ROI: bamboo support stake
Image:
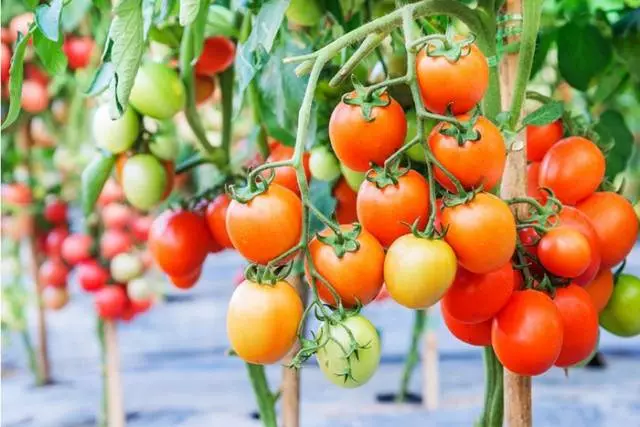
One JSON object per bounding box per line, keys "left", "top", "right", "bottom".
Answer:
{"left": 104, "top": 321, "right": 125, "bottom": 427}
{"left": 422, "top": 311, "right": 439, "bottom": 411}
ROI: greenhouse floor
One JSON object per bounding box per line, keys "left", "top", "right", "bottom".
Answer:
{"left": 3, "top": 249, "right": 640, "bottom": 427}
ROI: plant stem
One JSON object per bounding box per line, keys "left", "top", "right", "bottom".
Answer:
{"left": 97, "top": 318, "right": 108, "bottom": 427}
{"left": 246, "top": 363, "right": 277, "bottom": 427}
{"left": 396, "top": 310, "right": 427, "bottom": 402}
{"left": 219, "top": 65, "right": 235, "bottom": 163}
{"left": 20, "top": 329, "right": 39, "bottom": 383}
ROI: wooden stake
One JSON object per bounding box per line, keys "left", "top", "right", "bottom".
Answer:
{"left": 422, "top": 315, "right": 439, "bottom": 411}
{"left": 104, "top": 321, "right": 125, "bottom": 427}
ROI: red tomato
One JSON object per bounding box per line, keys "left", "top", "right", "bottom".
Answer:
{"left": 97, "top": 179, "right": 125, "bottom": 207}
{"left": 442, "top": 303, "right": 492, "bottom": 346}
{"left": 100, "top": 229, "right": 133, "bottom": 260}
{"left": 329, "top": 91, "right": 407, "bottom": 172}
{"left": 526, "top": 120, "right": 563, "bottom": 162}
{"left": 261, "top": 143, "right": 311, "bottom": 195}
{"left": 131, "top": 215, "right": 154, "bottom": 242}
{"left": 1, "top": 43, "right": 10, "bottom": 84}
{"left": 356, "top": 170, "right": 430, "bottom": 247}
{"left": 428, "top": 116, "right": 505, "bottom": 192}
{"left": 76, "top": 260, "right": 109, "bottom": 292}
{"left": 61, "top": 233, "right": 93, "bottom": 265}
{"left": 539, "top": 137, "right": 605, "bottom": 205}
{"left": 538, "top": 227, "right": 591, "bottom": 278}
{"left": 38, "top": 259, "right": 69, "bottom": 288}
{"left": 63, "top": 36, "right": 94, "bottom": 70}
{"left": 24, "top": 64, "right": 49, "bottom": 87}
{"left": 195, "top": 37, "right": 236, "bottom": 76}
{"left": 95, "top": 286, "right": 128, "bottom": 320}
{"left": 1, "top": 182, "right": 32, "bottom": 205}
{"left": 492, "top": 290, "right": 563, "bottom": 376}
{"left": 43, "top": 198, "right": 68, "bottom": 225}
{"left": 45, "top": 227, "right": 69, "bottom": 259}
{"left": 195, "top": 75, "right": 215, "bottom": 104}
{"left": 21, "top": 80, "right": 49, "bottom": 114}
{"left": 205, "top": 194, "right": 234, "bottom": 249}
{"left": 333, "top": 178, "right": 358, "bottom": 224}
{"left": 170, "top": 266, "right": 203, "bottom": 290}
{"left": 577, "top": 192, "right": 638, "bottom": 268}
{"left": 526, "top": 162, "right": 547, "bottom": 204}
{"left": 101, "top": 203, "right": 133, "bottom": 230}
{"left": 42, "top": 287, "right": 69, "bottom": 311}
{"left": 583, "top": 269, "right": 614, "bottom": 313}
{"left": 149, "top": 210, "right": 212, "bottom": 276}
{"left": 442, "top": 263, "right": 514, "bottom": 324}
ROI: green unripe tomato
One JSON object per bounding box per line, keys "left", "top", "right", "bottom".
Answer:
{"left": 599, "top": 274, "right": 640, "bottom": 337}
{"left": 127, "top": 277, "right": 152, "bottom": 302}
{"left": 149, "top": 135, "right": 179, "bottom": 161}
{"left": 340, "top": 163, "right": 366, "bottom": 192}
{"left": 286, "top": 0, "right": 324, "bottom": 26}
{"left": 371, "top": 0, "right": 395, "bottom": 18}
{"left": 309, "top": 146, "right": 341, "bottom": 181}
{"left": 403, "top": 111, "right": 437, "bottom": 163}
{"left": 92, "top": 103, "right": 140, "bottom": 154}
{"left": 122, "top": 154, "right": 167, "bottom": 211}
{"left": 129, "top": 63, "right": 185, "bottom": 120}
{"left": 110, "top": 253, "right": 143, "bottom": 283}
{"left": 316, "top": 314, "right": 381, "bottom": 388}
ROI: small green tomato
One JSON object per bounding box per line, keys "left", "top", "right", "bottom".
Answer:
{"left": 309, "top": 146, "right": 341, "bottom": 181}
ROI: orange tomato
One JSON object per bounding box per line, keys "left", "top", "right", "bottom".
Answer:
{"left": 583, "top": 269, "right": 614, "bottom": 313}
{"left": 441, "top": 303, "right": 492, "bottom": 346}
{"left": 526, "top": 120, "right": 563, "bottom": 162}
{"left": 538, "top": 227, "right": 591, "bottom": 278}
{"left": 261, "top": 143, "right": 310, "bottom": 195}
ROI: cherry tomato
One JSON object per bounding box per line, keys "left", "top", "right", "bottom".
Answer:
{"left": 441, "top": 304, "right": 492, "bottom": 346}
{"left": 195, "top": 75, "right": 215, "bottom": 104}
{"left": 442, "top": 263, "right": 514, "bottom": 324}
{"left": 539, "top": 137, "right": 605, "bottom": 205}
{"left": 110, "top": 253, "right": 143, "bottom": 283}
{"left": 100, "top": 229, "right": 133, "bottom": 260}
{"left": 309, "top": 146, "right": 341, "bottom": 181}
{"left": 76, "top": 260, "right": 109, "bottom": 292}
{"left": 149, "top": 209, "right": 212, "bottom": 276}
{"left": 1, "top": 43, "right": 10, "bottom": 84}
{"left": 131, "top": 215, "right": 154, "bottom": 242}
{"left": 127, "top": 277, "right": 153, "bottom": 302}
{"left": 428, "top": 115, "right": 505, "bottom": 192}
{"left": 24, "top": 64, "right": 49, "bottom": 87}
{"left": 63, "top": 36, "right": 94, "bottom": 70}
{"left": 526, "top": 120, "right": 563, "bottom": 162}
{"left": 492, "top": 290, "right": 563, "bottom": 376}
{"left": 577, "top": 192, "right": 638, "bottom": 268}
{"left": 583, "top": 269, "right": 613, "bottom": 313}
{"left": 261, "top": 143, "right": 311, "bottom": 195}
{"left": 340, "top": 163, "right": 366, "bottom": 191}
{"left": 45, "top": 227, "right": 69, "bottom": 259}
{"left": 538, "top": 227, "right": 591, "bottom": 278}
{"left": 526, "top": 162, "right": 547, "bottom": 204}
{"left": 94, "top": 286, "right": 128, "bottom": 320}
{"left": 101, "top": 203, "right": 133, "bottom": 230}
{"left": 38, "top": 259, "right": 69, "bottom": 288}
{"left": 194, "top": 37, "right": 235, "bottom": 76}
{"left": 442, "top": 192, "right": 516, "bottom": 274}
{"left": 286, "top": 0, "right": 324, "bottom": 26}
{"left": 21, "top": 80, "right": 49, "bottom": 114}
{"left": 2, "top": 182, "right": 32, "bottom": 205}
{"left": 329, "top": 91, "right": 406, "bottom": 172}
{"left": 552, "top": 284, "right": 599, "bottom": 367}
{"left": 92, "top": 103, "right": 140, "bottom": 154}
{"left": 316, "top": 314, "right": 381, "bottom": 388}
{"left": 61, "top": 233, "right": 93, "bottom": 265}
{"left": 97, "top": 179, "right": 125, "bottom": 207}
{"left": 129, "top": 62, "right": 185, "bottom": 120}
{"left": 227, "top": 279, "right": 303, "bottom": 364}
{"left": 226, "top": 184, "right": 302, "bottom": 264}
{"left": 41, "top": 198, "right": 66, "bottom": 225}
{"left": 307, "top": 225, "right": 384, "bottom": 307}
{"left": 599, "top": 274, "right": 640, "bottom": 337}
{"left": 357, "top": 170, "right": 430, "bottom": 247}
{"left": 384, "top": 234, "right": 457, "bottom": 309}
{"left": 122, "top": 154, "right": 168, "bottom": 211}
{"left": 42, "top": 287, "right": 69, "bottom": 311}
{"left": 333, "top": 177, "right": 358, "bottom": 224}
{"left": 170, "top": 266, "right": 203, "bottom": 290}
{"left": 205, "top": 194, "right": 234, "bottom": 249}
{"left": 416, "top": 42, "right": 488, "bottom": 115}
{"left": 8, "top": 13, "right": 33, "bottom": 43}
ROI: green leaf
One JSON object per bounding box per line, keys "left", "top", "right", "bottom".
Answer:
{"left": 613, "top": 9, "right": 640, "bottom": 85}
{"left": 522, "top": 101, "right": 564, "bottom": 126}
{"left": 557, "top": 21, "right": 612, "bottom": 91}
{"left": 594, "top": 110, "right": 634, "bottom": 179}
{"left": 190, "top": 0, "right": 209, "bottom": 62}
{"left": 592, "top": 61, "right": 629, "bottom": 105}
{"left": 61, "top": 0, "right": 92, "bottom": 32}
{"left": 35, "top": 0, "right": 64, "bottom": 42}
{"left": 530, "top": 29, "right": 555, "bottom": 78}
{"left": 1, "top": 29, "right": 33, "bottom": 131}
{"left": 205, "top": 4, "right": 238, "bottom": 38}
{"left": 33, "top": 31, "right": 68, "bottom": 74}
{"left": 142, "top": 0, "right": 158, "bottom": 39}
{"left": 81, "top": 152, "right": 116, "bottom": 217}
{"left": 179, "top": 0, "right": 200, "bottom": 26}
{"left": 309, "top": 179, "right": 337, "bottom": 235}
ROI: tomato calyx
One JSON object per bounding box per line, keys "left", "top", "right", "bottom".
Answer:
{"left": 342, "top": 79, "right": 390, "bottom": 122}
{"left": 423, "top": 29, "right": 476, "bottom": 63}
{"left": 365, "top": 163, "right": 409, "bottom": 188}
{"left": 437, "top": 108, "right": 482, "bottom": 146}
{"left": 227, "top": 172, "right": 272, "bottom": 204}
{"left": 317, "top": 223, "right": 362, "bottom": 258}
{"left": 243, "top": 263, "right": 293, "bottom": 286}
{"left": 441, "top": 186, "right": 482, "bottom": 208}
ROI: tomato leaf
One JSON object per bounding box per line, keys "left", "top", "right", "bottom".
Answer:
{"left": 81, "top": 152, "right": 116, "bottom": 217}
{"left": 33, "top": 31, "right": 68, "bottom": 75}
{"left": 179, "top": 0, "right": 200, "bottom": 26}
{"left": 189, "top": 0, "right": 209, "bottom": 62}
{"left": 592, "top": 61, "right": 629, "bottom": 105}
{"left": 206, "top": 4, "right": 238, "bottom": 38}
{"left": 35, "top": 0, "right": 64, "bottom": 42}
{"left": 142, "top": 0, "right": 157, "bottom": 40}
{"left": 1, "top": 29, "right": 34, "bottom": 131}
{"left": 530, "top": 29, "right": 556, "bottom": 78}
{"left": 61, "top": 0, "right": 92, "bottom": 32}
{"left": 522, "top": 101, "right": 564, "bottom": 127}
{"left": 309, "top": 179, "right": 337, "bottom": 235}
{"left": 594, "top": 110, "right": 634, "bottom": 179}
{"left": 557, "top": 21, "right": 612, "bottom": 91}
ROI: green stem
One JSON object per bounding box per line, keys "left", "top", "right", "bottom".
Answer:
{"left": 97, "top": 318, "right": 108, "bottom": 427}
{"left": 480, "top": 346, "right": 496, "bottom": 426}
{"left": 175, "top": 154, "right": 210, "bottom": 174}
{"left": 396, "top": 310, "right": 427, "bottom": 402}
{"left": 20, "top": 329, "right": 40, "bottom": 384}
{"left": 246, "top": 363, "right": 277, "bottom": 427}
{"left": 487, "top": 349, "right": 504, "bottom": 427}
{"left": 219, "top": 65, "right": 235, "bottom": 163}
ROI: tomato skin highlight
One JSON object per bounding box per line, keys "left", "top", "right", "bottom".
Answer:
{"left": 442, "top": 193, "right": 516, "bottom": 274}
{"left": 552, "top": 284, "right": 599, "bottom": 367}
{"left": 428, "top": 116, "right": 505, "bottom": 192}
{"left": 205, "top": 194, "right": 234, "bottom": 249}
{"left": 539, "top": 137, "right": 605, "bottom": 205}
{"left": 538, "top": 227, "right": 591, "bottom": 278}
{"left": 329, "top": 92, "right": 407, "bottom": 172}
{"left": 384, "top": 235, "right": 457, "bottom": 309}
{"left": 307, "top": 225, "right": 384, "bottom": 308}
{"left": 583, "top": 269, "right": 614, "bottom": 313}
{"left": 442, "top": 263, "right": 514, "bottom": 324}
{"left": 416, "top": 43, "right": 488, "bottom": 115}
{"left": 226, "top": 184, "right": 303, "bottom": 264}
{"left": 357, "top": 170, "right": 430, "bottom": 248}
{"left": 492, "top": 290, "right": 563, "bottom": 376}
{"left": 333, "top": 178, "right": 358, "bottom": 224}
{"left": 227, "top": 279, "right": 303, "bottom": 364}
{"left": 195, "top": 37, "right": 236, "bottom": 76}
{"left": 441, "top": 304, "right": 492, "bottom": 346}
{"left": 526, "top": 120, "right": 563, "bottom": 162}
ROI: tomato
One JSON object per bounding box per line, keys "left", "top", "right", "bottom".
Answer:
{"left": 416, "top": 42, "right": 488, "bottom": 115}
{"left": 63, "top": 36, "right": 94, "bottom": 70}
{"left": 76, "top": 260, "right": 109, "bottom": 292}
{"left": 101, "top": 203, "right": 133, "bottom": 230}
{"left": 333, "top": 178, "right": 358, "bottom": 224}
{"left": 24, "top": 64, "right": 49, "bottom": 87}
{"left": 286, "top": 0, "right": 324, "bottom": 26}
{"left": 441, "top": 304, "right": 492, "bottom": 346}
{"left": 94, "top": 286, "right": 128, "bottom": 320}
{"left": 539, "top": 137, "right": 605, "bottom": 205}
{"left": 307, "top": 225, "right": 384, "bottom": 307}
{"left": 384, "top": 235, "right": 457, "bottom": 309}
{"left": 526, "top": 120, "right": 563, "bottom": 162}
{"left": 538, "top": 227, "right": 591, "bottom": 278}
{"left": 226, "top": 184, "right": 302, "bottom": 264}
{"left": 2, "top": 182, "right": 32, "bottom": 205}
{"left": 329, "top": 92, "right": 407, "bottom": 172}
{"left": 8, "top": 13, "right": 33, "bottom": 43}
{"left": 38, "top": 259, "right": 69, "bottom": 288}
{"left": 127, "top": 277, "right": 152, "bottom": 302}
{"left": 442, "top": 263, "right": 514, "bottom": 324}
{"left": 195, "top": 37, "right": 235, "bottom": 76}
{"left": 1, "top": 43, "right": 10, "bottom": 84}
{"left": 149, "top": 209, "right": 212, "bottom": 276}
{"left": 42, "top": 198, "right": 67, "bottom": 225}
{"left": 100, "top": 229, "right": 133, "bottom": 260}
{"left": 97, "top": 179, "right": 125, "bottom": 207}
{"left": 122, "top": 154, "right": 168, "bottom": 210}
{"left": 316, "top": 314, "right": 381, "bottom": 388}
{"left": 149, "top": 135, "right": 179, "bottom": 161}
{"left": 552, "top": 284, "right": 599, "bottom": 367}
{"left": 309, "top": 146, "right": 341, "bottom": 181}
{"left": 340, "top": 163, "right": 365, "bottom": 191}
{"left": 260, "top": 143, "right": 310, "bottom": 195}
{"left": 194, "top": 75, "right": 215, "bottom": 104}
{"left": 61, "top": 233, "right": 93, "bottom": 265}
{"left": 526, "top": 162, "right": 547, "bottom": 204}
{"left": 492, "top": 290, "right": 563, "bottom": 376}
{"left": 110, "top": 253, "right": 143, "bottom": 283}
{"left": 227, "top": 279, "right": 303, "bottom": 364}
{"left": 45, "top": 227, "right": 69, "bottom": 258}
{"left": 170, "top": 266, "right": 203, "bottom": 290}
{"left": 428, "top": 116, "right": 505, "bottom": 192}
{"left": 21, "top": 80, "right": 49, "bottom": 114}
{"left": 357, "top": 170, "right": 430, "bottom": 247}
{"left": 205, "top": 194, "right": 233, "bottom": 249}
{"left": 42, "top": 286, "right": 69, "bottom": 311}
{"left": 92, "top": 103, "right": 140, "bottom": 154}
{"left": 403, "top": 110, "right": 434, "bottom": 163}
{"left": 131, "top": 215, "right": 153, "bottom": 242}
{"left": 442, "top": 193, "right": 516, "bottom": 274}
{"left": 577, "top": 192, "right": 638, "bottom": 268}
{"left": 583, "top": 269, "right": 613, "bottom": 313}
{"left": 599, "top": 274, "right": 640, "bottom": 337}
{"left": 129, "top": 62, "right": 185, "bottom": 119}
